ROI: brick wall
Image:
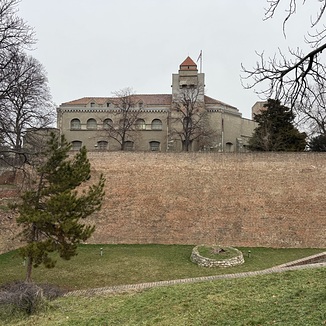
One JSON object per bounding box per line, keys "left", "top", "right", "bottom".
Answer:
{"left": 1, "top": 152, "right": 325, "bottom": 253}
{"left": 85, "top": 152, "right": 326, "bottom": 248}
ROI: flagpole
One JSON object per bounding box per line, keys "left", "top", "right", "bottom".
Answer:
{"left": 197, "top": 50, "right": 203, "bottom": 73}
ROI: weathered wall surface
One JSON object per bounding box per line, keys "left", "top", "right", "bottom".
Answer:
{"left": 1, "top": 152, "right": 325, "bottom": 253}
{"left": 85, "top": 152, "right": 325, "bottom": 248}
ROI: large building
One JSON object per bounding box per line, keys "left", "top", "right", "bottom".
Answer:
{"left": 57, "top": 56, "right": 256, "bottom": 152}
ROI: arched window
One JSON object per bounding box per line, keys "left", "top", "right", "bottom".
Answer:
{"left": 71, "top": 140, "right": 82, "bottom": 151}
{"left": 149, "top": 141, "right": 160, "bottom": 151}
{"left": 225, "top": 142, "right": 233, "bottom": 153}
{"left": 87, "top": 118, "right": 97, "bottom": 130}
{"left": 70, "top": 118, "right": 81, "bottom": 130}
{"left": 151, "top": 119, "right": 162, "bottom": 130}
{"left": 124, "top": 141, "right": 134, "bottom": 151}
{"left": 103, "top": 118, "right": 113, "bottom": 129}
{"left": 97, "top": 140, "right": 108, "bottom": 151}
{"left": 135, "top": 118, "right": 146, "bottom": 130}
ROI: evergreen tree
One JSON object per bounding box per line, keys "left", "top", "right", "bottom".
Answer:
{"left": 249, "top": 99, "right": 307, "bottom": 151}
{"left": 309, "top": 134, "right": 326, "bottom": 152}
{"left": 15, "top": 133, "right": 105, "bottom": 282}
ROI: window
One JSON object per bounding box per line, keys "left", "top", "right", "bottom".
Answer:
{"left": 124, "top": 141, "right": 134, "bottom": 151}
{"left": 71, "top": 140, "right": 82, "bottom": 151}
{"left": 135, "top": 118, "right": 146, "bottom": 130}
{"left": 151, "top": 119, "right": 162, "bottom": 130}
{"left": 90, "top": 102, "right": 96, "bottom": 107}
{"left": 139, "top": 102, "right": 143, "bottom": 109}
{"left": 97, "top": 140, "right": 108, "bottom": 151}
{"left": 226, "top": 142, "right": 233, "bottom": 152}
{"left": 103, "top": 118, "right": 113, "bottom": 129}
{"left": 70, "top": 118, "right": 81, "bottom": 130}
{"left": 87, "top": 118, "right": 97, "bottom": 130}
{"left": 149, "top": 141, "right": 160, "bottom": 151}
{"left": 106, "top": 102, "right": 110, "bottom": 107}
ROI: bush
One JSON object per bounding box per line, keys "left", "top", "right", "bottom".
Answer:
{"left": 0, "top": 281, "right": 65, "bottom": 316}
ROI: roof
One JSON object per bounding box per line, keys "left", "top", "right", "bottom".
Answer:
{"left": 180, "top": 56, "right": 197, "bottom": 70}
{"left": 204, "top": 95, "right": 237, "bottom": 109}
{"left": 60, "top": 94, "right": 173, "bottom": 107}
{"left": 60, "top": 94, "right": 236, "bottom": 109}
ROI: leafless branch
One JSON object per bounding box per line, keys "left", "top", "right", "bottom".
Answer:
{"left": 102, "top": 88, "right": 142, "bottom": 150}
{"left": 243, "top": 1, "right": 326, "bottom": 108}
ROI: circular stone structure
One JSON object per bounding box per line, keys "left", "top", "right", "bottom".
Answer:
{"left": 190, "top": 245, "right": 244, "bottom": 268}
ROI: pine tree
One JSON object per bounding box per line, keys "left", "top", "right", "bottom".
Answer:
{"left": 249, "top": 99, "right": 307, "bottom": 151}
{"left": 15, "top": 133, "right": 105, "bottom": 282}
{"left": 309, "top": 134, "right": 326, "bottom": 151}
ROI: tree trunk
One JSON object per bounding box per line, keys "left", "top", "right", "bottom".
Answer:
{"left": 25, "top": 255, "right": 33, "bottom": 283}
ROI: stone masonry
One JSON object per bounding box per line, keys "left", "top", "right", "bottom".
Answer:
{"left": 1, "top": 152, "right": 326, "bottom": 253}
{"left": 84, "top": 152, "right": 326, "bottom": 248}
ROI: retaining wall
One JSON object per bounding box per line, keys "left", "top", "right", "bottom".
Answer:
{"left": 85, "top": 152, "right": 326, "bottom": 248}
{"left": 1, "top": 152, "right": 326, "bottom": 253}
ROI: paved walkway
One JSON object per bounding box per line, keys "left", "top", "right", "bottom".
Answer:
{"left": 65, "top": 252, "right": 326, "bottom": 297}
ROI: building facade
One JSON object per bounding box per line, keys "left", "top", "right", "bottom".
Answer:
{"left": 57, "top": 57, "right": 256, "bottom": 152}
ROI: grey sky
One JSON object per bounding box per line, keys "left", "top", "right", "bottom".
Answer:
{"left": 19, "top": 0, "right": 311, "bottom": 119}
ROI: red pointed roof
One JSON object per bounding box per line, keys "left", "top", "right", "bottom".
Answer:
{"left": 180, "top": 56, "right": 197, "bottom": 70}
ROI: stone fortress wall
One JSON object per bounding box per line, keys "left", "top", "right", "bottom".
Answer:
{"left": 85, "top": 152, "right": 325, "bottom": 248}
{"left": 0, "top": 152, "right": 325, "bottom": 253}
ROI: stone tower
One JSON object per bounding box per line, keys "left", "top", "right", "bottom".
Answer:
{"left": 171, "top": 56, "right": 205, "bottom": 102}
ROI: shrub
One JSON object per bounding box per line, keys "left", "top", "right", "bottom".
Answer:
{"left": 0, "top": 281, "right": 65, "bottom": 316}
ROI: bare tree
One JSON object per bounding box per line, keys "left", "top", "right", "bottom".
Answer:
{"left": 171, "top": 86, "right": 215, "bottom": 151}
{"left": 242, "top": 0, "right": 326, "bottom": 108}
{"left": 295, "top": 82, "right": 326, "bottom": 137}
{"left": 0, "top": 0, "right": 35, "bottom": 99}
{"left": 0, "top": 53, "right": 54, "bottom": 153}
{"left": 0, "top": 0, "right": 36, "bottom": 168}
{"left": 102, "top": 88, "right": 141, "bottom": 150}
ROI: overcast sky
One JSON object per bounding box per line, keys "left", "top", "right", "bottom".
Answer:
{"left": 18, "top": 0, "right": 312, "bottom": 119}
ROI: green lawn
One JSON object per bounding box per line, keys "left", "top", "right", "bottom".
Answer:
{"left": 2, "top": 267, "right": 325, "bottom": 326}
{"left": 0, "top": 244, "right": 324, "bottom": 290}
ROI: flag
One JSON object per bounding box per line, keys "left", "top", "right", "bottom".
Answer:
{"left": 197, "top": 50, "right": 202, "bottom": 63}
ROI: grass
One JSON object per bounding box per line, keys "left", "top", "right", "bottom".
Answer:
{"left": 1, "top": 267, "right": 325, "bottom": 326}
{"left": 0, "top": 244, "right": 324, "bottom": 291}
{"left": 0, "top": 204, "right": 10, "bottom": 212}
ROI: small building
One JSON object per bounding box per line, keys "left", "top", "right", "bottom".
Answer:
{"left": 57, "top": 56, "right": 256, "bottom": 152}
